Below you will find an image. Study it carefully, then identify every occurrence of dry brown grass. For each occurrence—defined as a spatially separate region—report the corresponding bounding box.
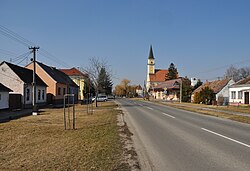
[0,102,130,171]
[162,104,250,124]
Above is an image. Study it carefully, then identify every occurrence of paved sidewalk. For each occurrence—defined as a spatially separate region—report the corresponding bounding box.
[0,109,32,123]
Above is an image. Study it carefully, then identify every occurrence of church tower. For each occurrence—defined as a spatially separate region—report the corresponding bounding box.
[146,45,155,91]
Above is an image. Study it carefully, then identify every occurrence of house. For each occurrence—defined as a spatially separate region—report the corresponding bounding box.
[0,83,12,109]
[26,61,79,104]
[0,61,47,108]
[229,76,250,105]
[59,67,88,101]
[191,78,235,105]
[150,78,181,100]
[135,85,143,97]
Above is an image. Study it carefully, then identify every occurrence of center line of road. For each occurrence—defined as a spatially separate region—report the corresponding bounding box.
[201,128,250,148]
[146,106,154,110]
[162,112,175,118]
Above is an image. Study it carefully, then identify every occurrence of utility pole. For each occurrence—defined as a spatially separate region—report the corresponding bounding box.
[29,46,39,115]
[180,78,182,103]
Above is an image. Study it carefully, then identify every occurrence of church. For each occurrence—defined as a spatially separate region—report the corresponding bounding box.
[146,46,181,100]
[146,45,169,91]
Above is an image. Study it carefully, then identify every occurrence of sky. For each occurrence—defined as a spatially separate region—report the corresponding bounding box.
[0,0,250,86]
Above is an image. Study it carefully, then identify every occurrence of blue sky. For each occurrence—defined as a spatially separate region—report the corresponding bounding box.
[0,0,250,86]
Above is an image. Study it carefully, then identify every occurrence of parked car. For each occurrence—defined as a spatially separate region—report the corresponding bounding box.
[96,95,108,102]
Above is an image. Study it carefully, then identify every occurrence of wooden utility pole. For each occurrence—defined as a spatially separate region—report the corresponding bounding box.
[29,46,39,115]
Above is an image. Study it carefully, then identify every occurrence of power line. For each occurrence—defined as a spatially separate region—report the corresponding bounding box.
[39,48,70,68]
[0,25,70,68]
[0,24,35,47]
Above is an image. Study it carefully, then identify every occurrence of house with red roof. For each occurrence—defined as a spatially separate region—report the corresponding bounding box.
[60,67,88,100]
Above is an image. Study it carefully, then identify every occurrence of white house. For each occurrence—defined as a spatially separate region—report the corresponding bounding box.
[229,76,250,105]
[0,61,47,108]
[0,83,12,109]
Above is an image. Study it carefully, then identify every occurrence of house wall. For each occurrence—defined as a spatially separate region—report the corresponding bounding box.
[216,80,235,104]
[70,76,85,100]
[152,90,179,101]
[0,92,9,109]
[229,86,250,105]
[26,63,56,96]
[0,63,24,103]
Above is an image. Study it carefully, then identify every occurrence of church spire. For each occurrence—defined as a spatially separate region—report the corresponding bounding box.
[148,45,154,59]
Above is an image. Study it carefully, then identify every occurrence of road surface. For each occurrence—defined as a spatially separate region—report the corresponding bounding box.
[117,99,250,171]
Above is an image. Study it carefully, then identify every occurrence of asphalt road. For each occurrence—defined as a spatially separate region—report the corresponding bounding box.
[116,99,250,171]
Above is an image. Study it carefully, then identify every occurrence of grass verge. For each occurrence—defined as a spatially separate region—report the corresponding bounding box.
[160,102,250,124]
[0,101,133,171]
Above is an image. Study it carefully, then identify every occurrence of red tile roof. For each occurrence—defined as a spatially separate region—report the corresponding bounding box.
[149,69,168,82]
[60,68,87,77]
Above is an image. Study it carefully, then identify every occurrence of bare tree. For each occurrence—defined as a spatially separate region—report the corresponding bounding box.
[81,57,112,107]
[224,65,250,81]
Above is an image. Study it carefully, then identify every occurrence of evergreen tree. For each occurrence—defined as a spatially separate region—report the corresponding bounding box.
[97,67,113,95]
[167,63,178,80]
[181,77,192,102]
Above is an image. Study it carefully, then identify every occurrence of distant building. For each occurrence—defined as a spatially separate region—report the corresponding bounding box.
[60,68,88,101]
[149,78,181,101]
[191,77,198,86]
[135,85,143,97]
[146,45,169,91]
[229,76,250,105]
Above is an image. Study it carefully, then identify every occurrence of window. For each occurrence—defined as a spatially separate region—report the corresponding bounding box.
[63,88,66,95]
[42,90,45,100]
[58,87,61,95]
[238,91,243,99]
[38,89,41,100]
[231,91,236,99]
[26,89,30,101]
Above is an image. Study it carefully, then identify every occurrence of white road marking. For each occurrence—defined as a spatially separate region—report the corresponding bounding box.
[146,106,154,110]
[139,104,144,107]
[162,112,175,118]
[201,128,250,148]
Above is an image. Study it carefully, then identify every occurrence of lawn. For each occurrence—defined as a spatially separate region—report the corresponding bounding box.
[0,102,134,170]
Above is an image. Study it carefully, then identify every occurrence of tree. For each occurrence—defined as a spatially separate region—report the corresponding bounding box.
[166,63,178,80]
[224,65,250,81]
[97,67,113,95]
[121,79,130,97]
[181,77,192,102]
[81,57,112,107]
[193,86,215,105]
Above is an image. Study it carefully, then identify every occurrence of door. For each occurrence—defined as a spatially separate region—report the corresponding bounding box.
[244,92,249,104]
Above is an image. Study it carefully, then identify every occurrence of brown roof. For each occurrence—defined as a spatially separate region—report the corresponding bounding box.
[149,69,168,82]
[234,76,250,85]
[153,78,181,91]
[193,79,231,94]
[59,68,87,77]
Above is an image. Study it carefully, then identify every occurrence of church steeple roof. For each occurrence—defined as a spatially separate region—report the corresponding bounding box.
[148,45,154,59]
